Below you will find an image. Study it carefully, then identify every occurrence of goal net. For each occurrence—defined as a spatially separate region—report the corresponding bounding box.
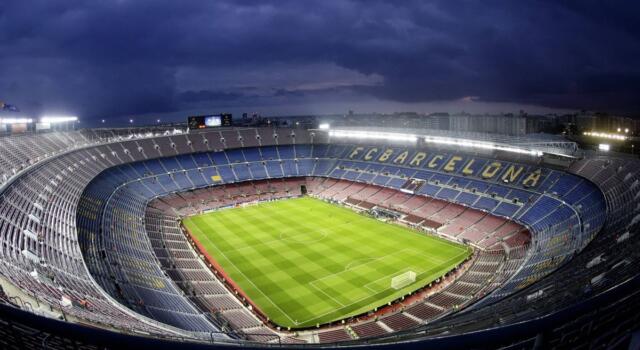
[391,271,416,290]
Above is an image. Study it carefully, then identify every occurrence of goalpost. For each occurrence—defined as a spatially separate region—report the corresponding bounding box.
[391,271,416,290]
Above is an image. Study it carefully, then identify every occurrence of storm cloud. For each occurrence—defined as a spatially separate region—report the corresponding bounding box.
[0,0,639,122]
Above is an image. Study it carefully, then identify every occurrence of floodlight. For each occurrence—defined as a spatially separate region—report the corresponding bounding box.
[583,131,626,140]
[328,130,418,142]
[0,117,33,124]
[422,135,543,157]
[318,123,330,130]
[40,115,78,123]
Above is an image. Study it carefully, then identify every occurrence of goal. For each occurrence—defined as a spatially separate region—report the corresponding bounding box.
[391,271,416,290]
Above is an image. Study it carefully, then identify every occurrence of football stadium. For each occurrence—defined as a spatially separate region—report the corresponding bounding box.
[0,118,638,349]
[1,2,640,348]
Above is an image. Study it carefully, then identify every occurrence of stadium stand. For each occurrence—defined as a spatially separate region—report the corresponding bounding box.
[0,125,637,349]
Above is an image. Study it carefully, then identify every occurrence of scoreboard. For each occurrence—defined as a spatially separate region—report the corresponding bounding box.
[188,113,232,129]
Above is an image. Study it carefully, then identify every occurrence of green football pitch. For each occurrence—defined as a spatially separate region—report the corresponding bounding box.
[182,196,471,329]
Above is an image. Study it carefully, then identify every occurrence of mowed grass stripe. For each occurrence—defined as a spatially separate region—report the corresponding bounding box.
[183,197,471,328]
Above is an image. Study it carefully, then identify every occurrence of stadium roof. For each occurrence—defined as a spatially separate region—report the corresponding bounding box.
[326,126,578,157]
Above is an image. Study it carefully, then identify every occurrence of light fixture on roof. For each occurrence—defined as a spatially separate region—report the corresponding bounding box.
[422,135,544,157]
[583,131,626,140]
[329,130,418,142]
[40,115,78,123]
[0,117,33,124]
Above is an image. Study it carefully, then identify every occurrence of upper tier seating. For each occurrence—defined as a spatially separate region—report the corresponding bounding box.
[0,131,94,186]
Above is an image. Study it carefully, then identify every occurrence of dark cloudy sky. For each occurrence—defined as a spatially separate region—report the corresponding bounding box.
[1,0,639,124]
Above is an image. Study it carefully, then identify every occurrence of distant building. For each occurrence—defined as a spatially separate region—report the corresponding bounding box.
[576,113,598,132]
[449,114,526,136]
[425,113,450,130]
[574,111,637,135]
